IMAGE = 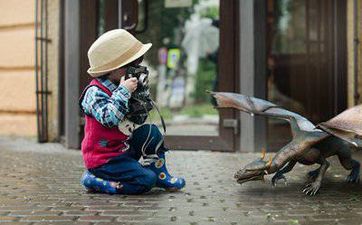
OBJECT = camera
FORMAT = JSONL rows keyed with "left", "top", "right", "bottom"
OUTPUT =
{"left": 125, "top": 65, "right": 149, "bottom": 87}
{"left": 125, "top": 65, "right": 153, "bottom": 124}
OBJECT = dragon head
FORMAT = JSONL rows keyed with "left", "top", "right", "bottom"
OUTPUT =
{"left": 234, "top": 149, "right": 272, "bottom": 184}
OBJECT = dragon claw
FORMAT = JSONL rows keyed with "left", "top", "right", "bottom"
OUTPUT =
{"left": 307, "top": 169, "right": 319, "bottom": 180}
{"left": 302, "top": 182, "right": 320, "bottom": 196}
{"left": 346, "top": 175, "right": 360, "bottom": 183}
{"left": 346, "top": 167, "right": 360, "bottom": 183}
{"left": 271, "top": 173, "right": 287, "bottom": 187}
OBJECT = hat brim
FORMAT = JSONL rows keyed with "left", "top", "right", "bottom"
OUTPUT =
{"left": 87, "top": 43, "right": 152, "bottom": 77}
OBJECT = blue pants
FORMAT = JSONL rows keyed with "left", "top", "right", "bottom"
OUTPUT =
{"left": 89, "top": 124, "right": 166, "bottom": 194}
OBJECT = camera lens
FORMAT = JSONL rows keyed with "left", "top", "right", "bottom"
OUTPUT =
{"left": 138, "top": 74, "right": 148, "bottom": 86}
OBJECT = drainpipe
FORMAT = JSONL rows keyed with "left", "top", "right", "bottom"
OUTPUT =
{"left": 35, "top": 0, "right": 51, "bottom": 142}
{"left": 35, "top": 0, "right": 40, "bottom": 141}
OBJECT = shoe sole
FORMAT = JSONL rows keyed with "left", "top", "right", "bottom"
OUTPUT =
{"left": 165, "top": 187, "right": 184, "bottom": 192}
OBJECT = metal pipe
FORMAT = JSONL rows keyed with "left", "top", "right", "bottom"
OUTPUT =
{"left": 34, "top": 0, "right": 41, "bottom": 142}
{"left": 57, "top": 0, "right": 65, "bottom": 141}
{"left": 44, "top": 0, "right": 49, "bottom": 141}
{"left": 34, "top": 0, "right": 49, "bottom": 142}
{"left": 40, "top": 0, "right": 45, "bottom": 142}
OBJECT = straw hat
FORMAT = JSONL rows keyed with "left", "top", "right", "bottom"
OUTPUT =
{"left": 87, "top": 29, "right": 152, "bottom": 77}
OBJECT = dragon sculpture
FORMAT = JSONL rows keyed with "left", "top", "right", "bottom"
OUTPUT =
{"left": 211, "top": 92, "right": 362, "bottom": 195}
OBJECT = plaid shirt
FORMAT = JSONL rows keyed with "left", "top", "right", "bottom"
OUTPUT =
{"left": 81, "top": 77, "right": 131, "bottom": 128}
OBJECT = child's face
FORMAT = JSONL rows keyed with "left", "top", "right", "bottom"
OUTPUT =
{"left": 108, "top": 67, "right": 127, "bottom": 85}
{"left": 108, "top": 56, "right": 144, "bottom": 85}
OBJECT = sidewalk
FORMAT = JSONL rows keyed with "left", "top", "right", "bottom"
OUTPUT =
{"left": 0, "top": 137, "right": 362, "bottom": 225}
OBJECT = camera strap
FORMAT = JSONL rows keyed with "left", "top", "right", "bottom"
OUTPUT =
{"left": 151, "top": 100, "right": 167, "bottom": 133}
{"left": 129, "top": 97, "right": 167, "bottom": 133}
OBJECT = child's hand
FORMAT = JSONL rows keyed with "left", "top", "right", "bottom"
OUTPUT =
{"left": 121, "top": 77, "right": 138, "bottom": 93}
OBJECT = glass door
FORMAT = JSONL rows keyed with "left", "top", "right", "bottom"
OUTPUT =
{"left": 120, "top": 0, "right": 239, "bottom": 151}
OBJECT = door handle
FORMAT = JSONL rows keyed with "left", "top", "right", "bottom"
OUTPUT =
{"left": 121, "top": 0, "right": 138, "bottom": 32}
{"left": 135, "top": 0, "right": 148, "bottom": 34}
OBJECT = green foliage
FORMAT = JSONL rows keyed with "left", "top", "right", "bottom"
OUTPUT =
{"left": 273, "top": 0, "right": 306, "bottom": 54}
{"left": 179, "top": 103, "right": 217, "bottom": 117}
{"left": 149, "top": 107, "right": 173, "bottom": 121}
{"left": 199, "top": 5, "right": 219, "bottom": 19}
{"left": 192, "top": 58, "right": 217, "bottom": 103}
{"left": 138, "top": 0, "right": 218, "bottom": 119}
{"left": 136, "top": 0, "right": 198, "bottom": 67}
{"left": 149, "top": 103, "right": 217, "bottom": 122}
{"left": 288, "top": 219, "right": 300, "bottom": 225}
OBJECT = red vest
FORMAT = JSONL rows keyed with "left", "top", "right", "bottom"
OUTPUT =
{"left": 80, "top": 79, "right": 129, "bottom": 169}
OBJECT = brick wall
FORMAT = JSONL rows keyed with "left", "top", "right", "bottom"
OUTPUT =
{"left": 0, "top": 1, "right": 61, "bottom": 140}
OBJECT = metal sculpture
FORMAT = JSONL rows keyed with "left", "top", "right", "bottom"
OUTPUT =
{"left": 211, "top": 92, "right": 361, "bottom": 195}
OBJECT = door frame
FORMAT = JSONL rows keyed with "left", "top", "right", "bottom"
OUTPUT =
{"left": 165, "top": 0, "right": 240, "bottom": 151}
{"left": 62, "top": 0, "right": 240, "bottom": 151}
{"left": 63, "top": 0, "right": 120, "bottom": 148}
{"left": 61, "top": 0, "right": 347, "bottom": 152}
{"left": 238, "top": 0, "right": 268, "bottom": 152}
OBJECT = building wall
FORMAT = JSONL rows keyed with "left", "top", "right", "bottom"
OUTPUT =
{"left": 0, "top": 0, "right": 36, "bottom": 136}
{"left": 47, "top": 0, "right": 61, "bottom": 141}
{"left": 0, "top": 1, "right": 60, "bottom": 140}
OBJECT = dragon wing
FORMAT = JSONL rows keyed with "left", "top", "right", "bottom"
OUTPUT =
{"left": 211, "top": 92, "right": 331, "bottom": 174}
{"left": 210, "top": 92, "right": 324, "bottom": 138}
{"left": 317, "top": 105, "right": 362, "bottom": 147}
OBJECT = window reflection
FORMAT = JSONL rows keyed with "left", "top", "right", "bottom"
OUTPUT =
{"left": 136, "top": 0, "right": 220, "bottom": 136}
{"left": 267, "top": 0, "right": 307, "bottom": 150}
{"left": 272, "top": 0, "right": 306, "bottom": 54}
{"left": 267, "top": 0, "right": 333, "bottom": 151}
{"left": 97, "top": 0, "right": 105, "bottom": 37}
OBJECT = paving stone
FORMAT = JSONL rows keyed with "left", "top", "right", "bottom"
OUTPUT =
{"left": 32, "top": 223, "right": 92, "bottom": 225}
{"left": 20, "top": 215, "right": 77, "bottom": 222}
{"left": 78, "top": 215, "right": 115, "bottom": 222}
{"left": 0, "top": 223, "right": 33, "bottom": 225}
{"left": 0, "top": 216, "right": 20, "bottom": 222}
{"left": 1, "top": 137, "right": 362, "bottom": 224}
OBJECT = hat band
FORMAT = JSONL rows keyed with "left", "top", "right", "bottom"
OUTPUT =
{"left": 91, "top": 41, "right": 143, "bottom": 72}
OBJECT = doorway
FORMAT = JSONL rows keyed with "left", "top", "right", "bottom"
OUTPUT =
{"left": 72, "top": 0, "right": 240, "bottom": 151}
{"left": 121, "top": 0, "right": 240, "bottom": 151}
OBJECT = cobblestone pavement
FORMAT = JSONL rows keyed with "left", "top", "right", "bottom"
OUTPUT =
{"left": 1, "top": 137, "right": 362, "bottom": 225}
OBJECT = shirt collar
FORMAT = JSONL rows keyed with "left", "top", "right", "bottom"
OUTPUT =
{"left": 97, "top": 77, "right": 118, "bottom": 92}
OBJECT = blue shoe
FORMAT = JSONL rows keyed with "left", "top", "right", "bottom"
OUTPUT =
{"left": 80, "top": 171, "right": 122, "bottom": 194}
{"left": 146, "top": 152, "right": 185, "bottom": 191}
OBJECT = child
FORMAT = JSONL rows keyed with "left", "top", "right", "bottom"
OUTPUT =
{"left": 79, "top": 29, "right": 185, "bottom": 194}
